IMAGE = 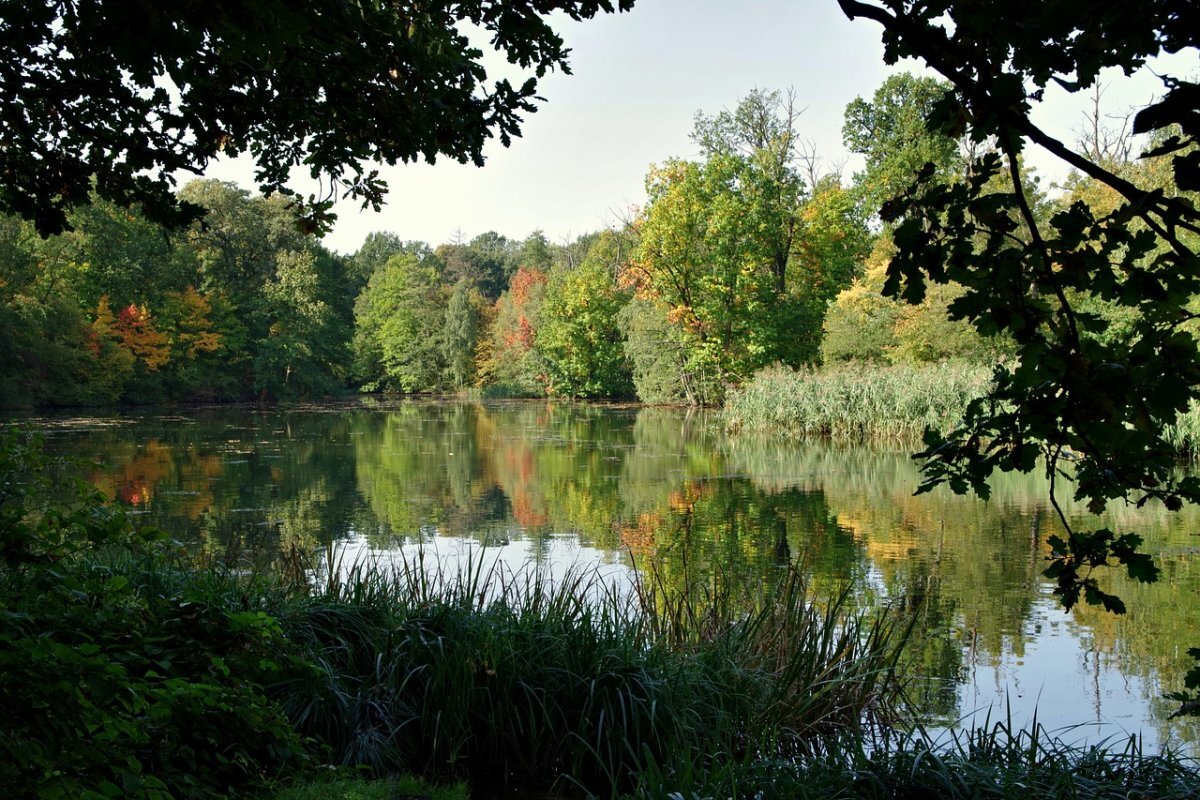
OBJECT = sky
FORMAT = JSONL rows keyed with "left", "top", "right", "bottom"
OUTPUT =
{"left": 199, "top": 0, "right": 1199, "bottom": 255}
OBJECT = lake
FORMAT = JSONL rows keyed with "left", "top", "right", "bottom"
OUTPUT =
{"left": 30, "top": 398, "right": 1200, "bottom": 751}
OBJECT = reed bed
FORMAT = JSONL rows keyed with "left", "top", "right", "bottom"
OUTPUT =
{"left": 686, "top": 718, "right": 1200, "bottom": 800}
{"left": 1163, "top": 401, "right": 1200, "bottom": 458}
{"left": 727, "top": 361, "right": 1200, "bottom": 461}
{"left": 270, "top": 551, "right": 907, "bottom": 797}
{"left": 724, "top": 362, "right": 993, "bottom": 441}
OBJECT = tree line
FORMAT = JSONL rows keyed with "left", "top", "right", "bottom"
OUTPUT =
{"left": 0, "top": 73, "right": 1172, "bottom": 410}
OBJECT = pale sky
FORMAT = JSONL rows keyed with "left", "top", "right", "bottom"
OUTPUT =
{"left": 198, "top": 0, "right": 1199, "bottom": 255}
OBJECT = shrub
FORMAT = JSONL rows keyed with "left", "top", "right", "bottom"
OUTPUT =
{"left": 0, "top": 430, "right": 309, "bottom": 799}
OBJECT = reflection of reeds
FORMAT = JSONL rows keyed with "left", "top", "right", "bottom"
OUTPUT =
{"left": 724, "top": 361, "right": 993, "bottom": 440}
{"left": 272, "top": 550, "right": 906, "bottom": 797}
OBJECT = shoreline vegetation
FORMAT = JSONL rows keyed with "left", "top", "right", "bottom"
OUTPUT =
{"left": 725, "top": 361, "right": 1200, "bottom": 459}
{"left": 723, "top": 361, "right": 994, "bottom": 441}
{"left": 25, "top": 355, "right": 1200, "bottom": 463}
{"left": 2, "top": 429, "right": 1199, "bottom": 799}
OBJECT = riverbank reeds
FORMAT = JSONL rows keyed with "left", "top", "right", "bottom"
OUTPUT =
{"left": 271, "top": 551, "right": 906, "bottom": 797}
{"left": 724, "top": 361, "right": 994, "bottom": 440}
{"left": 1163, "top": 402, "right": 1200, "bottom": 459}
{"left": 646, "top": 720, "right": 1200, "bottom": 800}
{"left": 725, "top": 361, "right": 1200, "bottom": 461}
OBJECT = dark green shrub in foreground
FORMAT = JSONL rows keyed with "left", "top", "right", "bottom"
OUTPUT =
{"left": 0, "top": 431, "right": 309, "bottom": 799}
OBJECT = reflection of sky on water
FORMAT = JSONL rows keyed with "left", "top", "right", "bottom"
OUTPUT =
{"left": 322, "top": 531, "right": 639, "bottom": 608}
{"left": 953, "top": 598, "right": 1157, "bottom": 747}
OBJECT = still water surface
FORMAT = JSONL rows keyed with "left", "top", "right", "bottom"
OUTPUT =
{"left": 32, "top": 399, "right": 1200, "bottom": 751}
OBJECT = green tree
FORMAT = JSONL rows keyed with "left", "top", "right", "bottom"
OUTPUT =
{"left": 354, "top": 254, "right": 448, "bottom": 393}
{"left": 618, "top": 298, "right": 697, "bottom": 404}
{"left": 1, "top": 0, "right": 635, "bottom": 235}
{"left": 692, "top": 88, "right": 807, "bottom": 294}
{"left": 843, "top": 72, "right": 965, "bottom": 214}
{"left": 442, "top": 280, "right": 481, "bottom": 391}
{"left": 793, "top": 174, "right": 875, "bottom": 313}
{"left": 435, "top": 234, "right": 511, "bottom": 302}
{"left": 536, "top": 233, "right": 634, "bottom": 398}
{"left": 57, "top": 198, "right": 193, "bottom": 310}
{"left": 631, "top": 90, "right": 870, "bottom": 402}
{"left": 347, "top": 233, "right": 431, "bottom": 292}
{"left": 178, "top": 181, "right": 282, "bottom": 307}
{"left": 255, "top": 249, "right": 344, "bottom": 397}
{"left": 518, "top": 231, "right": 556, "bottom": 275}
{"left": 180, "top": 180, "right": 351, "bottom": 398}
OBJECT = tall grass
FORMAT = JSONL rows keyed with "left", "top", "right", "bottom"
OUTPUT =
{"left": 728, "top": 362, "right": 1200, "bottom": 459}
{"left": 724, "top": 361, "right": 993, "bottom": 441}
{"left": 637, "top": 718, "right": 1200, "bottom": 800}
{"left": 1163, "top": 401, "right": 1200, "bottom": 458}
{"left": 270, "top": 551, "right": 906, "bottom": 797}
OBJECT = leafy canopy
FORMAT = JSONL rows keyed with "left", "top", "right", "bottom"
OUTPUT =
{"left": 843, "top": 72, "right": 965, "bottom": 214}
{"left": 1, "top": 0, "right": 634, "bottom": 236}
{"left": 836, "top": 1, "right": 1200, "bottom": 616}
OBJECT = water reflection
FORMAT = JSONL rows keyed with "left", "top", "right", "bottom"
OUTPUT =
{"left": 33, "top": 399, "right": 1200, "bottom": 750}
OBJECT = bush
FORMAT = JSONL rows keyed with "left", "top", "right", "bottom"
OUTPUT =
{"left": 0, "top": 430, "right": 310, "bottom": 799}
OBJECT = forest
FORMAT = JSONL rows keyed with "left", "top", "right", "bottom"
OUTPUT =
{"left": 3, "top": 73, "right": 1138, "bottom": 412}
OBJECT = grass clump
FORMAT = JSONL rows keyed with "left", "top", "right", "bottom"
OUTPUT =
{"left": 271, "top": 773, "right": 468, "bottom": 800}
{"left": 1163, "top": 401, "right": 1200, "bottom": 458}
{"left": 724, "top": 361, "right": 993, "bottom": 441}
{"left": 635, "top": 721, "right": 1200, "bottom": 800}
{"left": 273, "top": 554, "right": 907, "bottom": 798}
{"left": 817, "top": 722, "right": 1199, "bottom": 800}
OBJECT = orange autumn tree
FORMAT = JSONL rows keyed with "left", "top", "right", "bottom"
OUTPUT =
{"left": 484, "top": 266, "right": 548, "bottom": 395}
{"left": 116, "top": 303, "right": 171, "bottom": 371}
{"left": 94, "top": 295, "right": 171, "bottom": 372}
{"left": 88, "top": 296, "right": 137, "bottom": 400}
